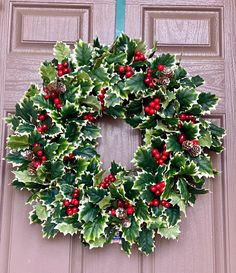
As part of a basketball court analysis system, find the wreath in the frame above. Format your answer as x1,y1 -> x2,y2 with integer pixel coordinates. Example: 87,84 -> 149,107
6,34 -> 225,255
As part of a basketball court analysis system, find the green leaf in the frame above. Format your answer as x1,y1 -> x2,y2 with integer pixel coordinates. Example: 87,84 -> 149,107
79,202 -> 99,222
60,101 -> 78,119
209,123 -> 225,139
176,178 -> 190,201
137,227 -> 155,255
44,143 -> 59,160
110,161 -> 125,175
174,66 -> 187,80
179,161 -> 198,176
42,221 -> 58,238
80,96 -> 101,111
158,225 -> 180,239
122,218 -> 140,243
121,238 -> 132,256
87,188 -> 106,203
35,203 -> 48,221
92,67 -> 109,83
125,73 -> 146,93
176,88 -> 198,110
170,153 -> 187,170
126,100 -> 143,115
134,147 -> 158,173
65,122 -> 79,142
17,123 -> 35,133
105,91 -> 121,108
98,195 -> 112,209
198,92 -> 219,113
134,172 -> 155,191
134,199 -> 150,221
191,156 -> 214,178
74,145 -> 98,160
40,63 -> 57,82
181,122 -> 200,140
53,42 -> 70,62
6,152 -> 28,164
165,206 -> 181,226
199,131 -> 212,148
105,105 -> 125,118
83,215 -> 107,242
75,158 -> 89,177
74,40 -> 92,66
191,75 -> 204,87
166,135 -> 182,152
81,123 -> 101,140
106,52 -> 126,64
39,188 -> 58,205
55,222 -> 78,235
7,135 -> 29,150
154,53 -> 175,67
13,170 -> 36,183
43,161 -> 64,180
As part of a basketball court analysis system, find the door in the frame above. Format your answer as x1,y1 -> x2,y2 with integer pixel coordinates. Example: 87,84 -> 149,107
0,0 -> 235,273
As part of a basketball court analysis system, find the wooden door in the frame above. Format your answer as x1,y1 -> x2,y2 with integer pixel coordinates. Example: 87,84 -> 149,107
0,0 -> 235,273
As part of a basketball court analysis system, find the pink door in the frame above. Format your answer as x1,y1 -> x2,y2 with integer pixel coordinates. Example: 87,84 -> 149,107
0,0 -> 235,273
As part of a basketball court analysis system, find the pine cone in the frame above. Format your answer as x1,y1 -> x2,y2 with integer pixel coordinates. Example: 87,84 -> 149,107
189,144 -> 202,157
182,140 -> 194,151
122,218 -> 131,228
47,81 -> 66,94
27,162 -> 36,176
153,76 -> 170,85
116,208 -> 127,219
163,68 -> 173,78
47,81 -> 58,92
23,150 -> 34,161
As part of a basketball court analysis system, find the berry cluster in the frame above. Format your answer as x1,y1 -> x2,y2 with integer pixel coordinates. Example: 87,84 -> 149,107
118,65 -> 134,78
43,88 -> 62,109
32,143 -> 47,168
82,113 -> 95,122
63,188 -> 80,216
149,181 -> 171,208
63,153 -> 74,162
144,97 -> 161,115
111,200 -> 135,216
98,88 -> 106,111
57,61 -> 70,77
178,113 -> 196,127
177,134 -> 199,145
37,123 -> 48,133
152,145 -> 170,166
144,69 -> 155,88
133,50 -> 146,62
100,174 -> 116,189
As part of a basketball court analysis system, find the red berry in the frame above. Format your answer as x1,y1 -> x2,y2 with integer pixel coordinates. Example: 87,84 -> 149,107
101,88 -> 106,94
71,198 -> 79,206
33,142 -> 39,148
57,64 -> 63,70
155,190 -> 161,196
63,61 -> 68,68
161,155 -> 167,161
50,92 -> 57,99
139,54 -> 145,61
150,101 -> 155,108
111,209 -> 116,216
178,121 -> 182,127
152,148 -> 159,155
64,200 -> 70,207
56,103 -> 62,109
72,207 -> 78,214
38,114 -> 45,121
41,156 -> 47,162
149,82 -> 154,88
99,93 -> 105,100
154,98 -> 161,104
178,133 -> 186,144
135,51 -> 141,56
104,177 -> 109,183
149,108 -> 155,115
149,201 -> 153,206
164,202 -> 171,208
37,126 -> 43,133
160,181 -> 165,188
150,185 -> 157,192
63,68 -> 70,74
147,73 -> 152,78
37,150 -> 43,157
68,153 -> 73,159
67,208 -> 73,216
126,207 -> 134,215
147,69 -> 153,73
124,201 -> 130,208
58,70 -> 64,77
44,94 -> 49,100
88,116 -> 95,122
33,161 -> 41,168
144,106 -> 150,113
118,66 -> 126,73
54,98 -> 61,105
83,115 -> 88,120
126,66 -> 132,72
158,159 -> 164,165
144,77 -> 151,84
108,174 -> 114,181
154,153 -> 161,160
126,71 -> 133,78
72,192 -> 78,198
134,56 -> 140,62
162,150 -> 169,157
153,199 -> 159,207
179,114 -> 186,120
42,124 -> 48,131
110,177 -> 116,182
117,200 -> 124,207
161,200 -> 166,206
154,104 -> 161,111
43,87 -> 49,93
192,139 -> 199,145
157,64 -> 164,71
100,182 -> 106,188
73,188 -> 79,193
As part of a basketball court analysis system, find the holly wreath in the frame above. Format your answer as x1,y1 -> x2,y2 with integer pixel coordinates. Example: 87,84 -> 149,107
6,34 -> 225,255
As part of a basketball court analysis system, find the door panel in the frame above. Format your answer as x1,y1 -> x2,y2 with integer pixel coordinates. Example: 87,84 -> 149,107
0,0 -> 235,273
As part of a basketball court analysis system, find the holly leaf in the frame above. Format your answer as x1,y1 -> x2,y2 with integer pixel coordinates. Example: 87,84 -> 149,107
40,63 -> 57,82
166,135 -> 182,152
42,221 -> 58,238
199,131 -> 212,148
134,172 -> 155,191
105,91 -> 122,108
191,75 -> 204,87
74,145 -> 98,160
74,40 -> 92,66
44,143 -> 59,160
176,88 -> 198,110
87,188 -> 106,203
125,73 -> 146,93
80,96 -> 101,111
133,147 -> 158,173
105,105 -> 125,119
81,123 -> 101,140
121,238 -> 132,256
154,53 -> 175,67
198,92 -> 219,113
176,178 -> 190,201
179,161 -> 198,176
79,202 -> 99,222
53,42 -> 70,62
170,153 -> 187,170
122,218 -> 140,243
55,222 -> 78,235
82,215 -> 107,242
158,225 -> 180,239
191,156 -> 214,178
7,135 -> 29,150
134,199 -> 150,221
35,203 -> 48,221
92,67 -> 109,83
137,227 -> 155,255
6,151 -> 28,164
181,122 -> 200,140
75,158 -> 89,177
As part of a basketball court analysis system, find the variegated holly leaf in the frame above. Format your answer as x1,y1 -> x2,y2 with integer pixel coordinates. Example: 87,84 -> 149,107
137,227 -> 155,255
55,222 -> 78,235
158,224 -> 180,240
53,42 -> 70,62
